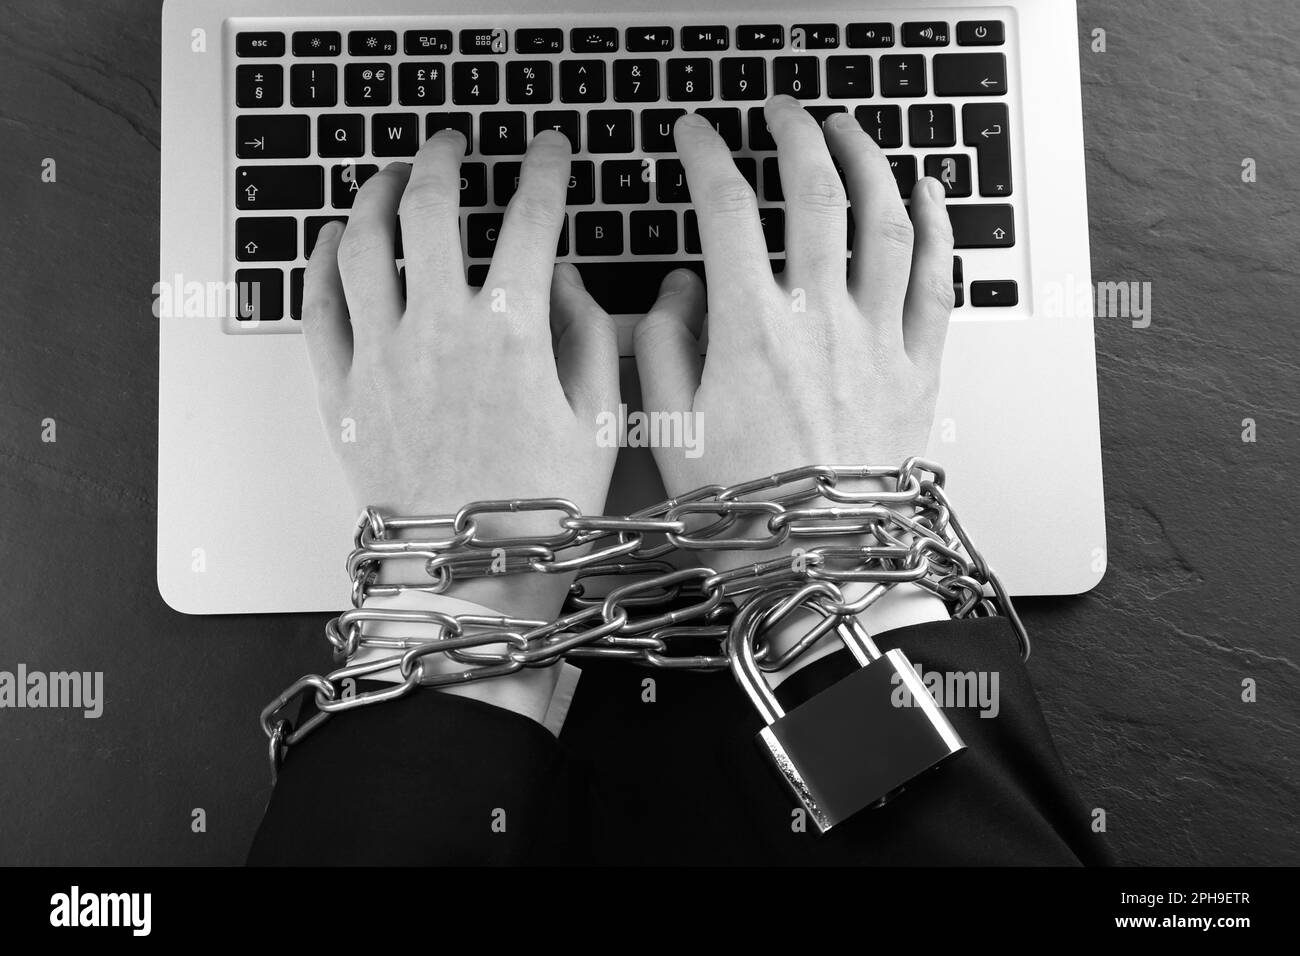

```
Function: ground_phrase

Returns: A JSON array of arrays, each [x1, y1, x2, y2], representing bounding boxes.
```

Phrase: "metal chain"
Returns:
[[261, 458, 1028, 781]]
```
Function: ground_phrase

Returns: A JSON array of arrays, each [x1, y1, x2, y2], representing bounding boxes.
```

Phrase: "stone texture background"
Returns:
[[0, 1, 1295, 864]]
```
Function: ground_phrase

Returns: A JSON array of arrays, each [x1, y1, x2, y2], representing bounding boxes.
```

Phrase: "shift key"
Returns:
[[236, 166, 325, 210], [947, 204, 1014, 247]]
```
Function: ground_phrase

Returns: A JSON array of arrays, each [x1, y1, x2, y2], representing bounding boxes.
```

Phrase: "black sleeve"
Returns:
[[760, 616, 1116, 865], [246, 689, 595, 866]]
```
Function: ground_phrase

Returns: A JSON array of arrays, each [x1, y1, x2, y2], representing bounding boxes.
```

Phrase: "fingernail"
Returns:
[[827, 111, 853, 128], [679, 112, 710, 128], [319, 220, 344, 242], [662, 269, 693, 294], [927, 177, 947, 200]]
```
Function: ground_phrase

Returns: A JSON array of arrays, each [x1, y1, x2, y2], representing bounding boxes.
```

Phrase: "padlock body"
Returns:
[[759, 648, 966, 832]]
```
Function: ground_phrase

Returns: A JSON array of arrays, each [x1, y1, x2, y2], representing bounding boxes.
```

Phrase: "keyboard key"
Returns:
[[737, 25, 782, 50], [460, 29, 508, 55], [467, 213, 503, 257], [400, 63, 446, 105], [735, 157, 758, 193], [237, 33, 284, 57], [236, 115, 309, 159], [761, 157, 782, 200], [534, 110, 580, 150], [933, 53, 1006, 95], [627, 27, 674, 52], [879, 55, 925, 97], [331, 163, 378, 208], [948, 204, 1014, 247], [667, 59, 712, 101], [427, 113, 473, 153], [235, 270, 283, 321], [641, 109, 684, 151], [953, 256, 964, 307], [507, 61, 553, 104], [602, 160, 650, 203], [970, 280, 1018, 306], [655, 159, 689, 203], [318, 114, 364, 157], [792, 24, 838, 49], [372, 113, 420, 156], [344, 64, 391, 106], [908, 104, 956, 147], [480, 111, 527, 154], [290, 64, 337, 107], [453, 62, 499, 104], [805, 105, 846, 127], [350, 31, 397, 56], [923, 154, 971, 197], [696, 108, 742, 150], [759, 208, 785, 253], [493, 162, 521, 205], [289, 268, 306, 319], [854, 105, 902, 148], [304, 216, 348, 257], [236, 166, 324, 210], [567, 161, 595, 204], [460, 163, 487, 206], [571, 27, 618, 53], [569, 261, 704, 312], [902, 22, 950, 46], [517, 28, 563, 53], [847, 23, 894, 48], [236, 65, 282, 107], [720, 58, 766, 100], [773, 57, 819, 99], [826, 56, 872, 98], [748, 108, 775, 150], [886, 155, 916, 197], [682, 26, 728, 51], [561, 61, 605, 102], [575, 211, 623, 255], [614, 60, 660, 102], [587, 109, 634, 152], [236, 217, 296, 261], [957, 21, 1004, 46], [963, 103, 1012, 196], [405, 30, 452, 55], [293, 31, 340, 57], [630, 210, 677, 254]]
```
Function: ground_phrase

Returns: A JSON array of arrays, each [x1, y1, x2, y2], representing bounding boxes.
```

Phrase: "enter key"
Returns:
[[963, 102, 1012, 197]]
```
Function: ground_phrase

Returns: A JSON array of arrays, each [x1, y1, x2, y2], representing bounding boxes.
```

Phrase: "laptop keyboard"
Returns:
[[229, 14, 1023, 328]]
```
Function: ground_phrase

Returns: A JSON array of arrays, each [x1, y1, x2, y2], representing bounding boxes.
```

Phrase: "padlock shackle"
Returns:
[[727, 591, 788, 724]]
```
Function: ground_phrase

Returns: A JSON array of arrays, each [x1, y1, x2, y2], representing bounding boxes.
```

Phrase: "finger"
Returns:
[[902, 177, 956, 368], [824, 112, 913, 325], [300, 219, 352, 387], [764, 96, 848, 293], [484, 130, 572, 322], [633, 268, 706, 418], [400, 130, 471, 309], [550, 263, 620, 422], [336, 161, 410, 337], [673, 112, 773, 316]]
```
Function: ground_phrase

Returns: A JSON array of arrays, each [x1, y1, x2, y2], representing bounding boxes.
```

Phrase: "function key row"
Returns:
[[236, 54, 1007, 108], [236, 21, 1005, 57]]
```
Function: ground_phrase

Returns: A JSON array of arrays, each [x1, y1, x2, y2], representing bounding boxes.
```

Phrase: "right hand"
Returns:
[[633, 97, 957, 575]]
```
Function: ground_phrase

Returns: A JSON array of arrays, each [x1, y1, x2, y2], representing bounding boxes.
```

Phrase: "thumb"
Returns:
[[549, 263, 619, 421], [633, 268, 706, 417]]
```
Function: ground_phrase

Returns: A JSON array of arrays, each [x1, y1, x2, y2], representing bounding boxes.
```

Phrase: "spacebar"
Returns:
[[572, 261, 707, 315]]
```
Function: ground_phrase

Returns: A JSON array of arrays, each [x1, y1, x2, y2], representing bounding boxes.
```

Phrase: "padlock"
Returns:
[[729, 587, 966, 833]]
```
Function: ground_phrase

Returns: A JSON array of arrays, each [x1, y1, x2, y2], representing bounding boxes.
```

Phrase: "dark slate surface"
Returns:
[[0, 1, 1295, 865]]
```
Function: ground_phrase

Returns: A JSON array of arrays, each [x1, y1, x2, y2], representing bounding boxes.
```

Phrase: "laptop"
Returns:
[[158, 0, 1105, 614]]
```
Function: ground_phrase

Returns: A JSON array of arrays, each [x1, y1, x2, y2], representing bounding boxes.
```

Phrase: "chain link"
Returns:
[[261, 458, 1029, 779]]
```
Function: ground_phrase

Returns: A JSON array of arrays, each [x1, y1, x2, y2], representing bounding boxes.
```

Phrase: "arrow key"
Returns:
[[970, 280, 1018, 307], [236, 218, 296, 262]]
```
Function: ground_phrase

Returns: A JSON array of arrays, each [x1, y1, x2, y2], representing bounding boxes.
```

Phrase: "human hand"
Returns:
[[300, 130, 618, 714], [634, 97, 956, 663]]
